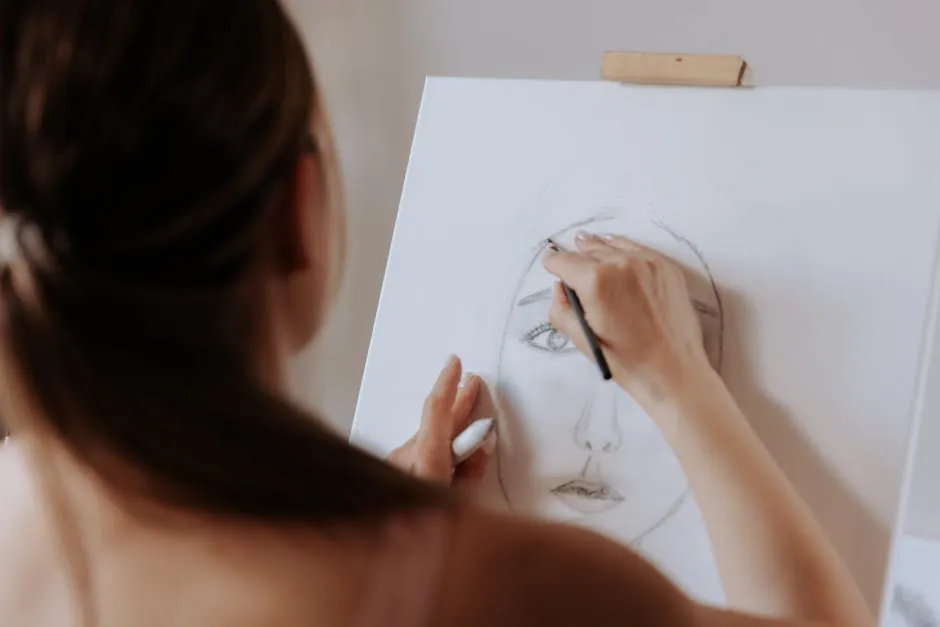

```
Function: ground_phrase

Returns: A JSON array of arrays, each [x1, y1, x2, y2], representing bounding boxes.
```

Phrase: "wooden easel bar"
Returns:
[[601, 52, 748, 87]]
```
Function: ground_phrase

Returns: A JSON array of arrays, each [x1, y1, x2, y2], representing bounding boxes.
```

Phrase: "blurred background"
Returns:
[[280, 1, 939, 621], [281, 0, 940, 430]]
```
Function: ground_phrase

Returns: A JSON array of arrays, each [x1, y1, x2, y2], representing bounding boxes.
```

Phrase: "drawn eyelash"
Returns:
[[519, 321, 577, 354], [521, 321, 551, 340]]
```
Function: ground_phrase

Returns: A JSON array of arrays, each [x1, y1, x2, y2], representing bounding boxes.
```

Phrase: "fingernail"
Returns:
[[443, 354, 458, 369], [459, 372, 477, 388], [575, 230, 590, 241], [598, 233, 616, 241]]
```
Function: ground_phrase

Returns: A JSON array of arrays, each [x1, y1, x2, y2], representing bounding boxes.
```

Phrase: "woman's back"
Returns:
[[0, 441, 443, 627], [1, 438, 705, 627]]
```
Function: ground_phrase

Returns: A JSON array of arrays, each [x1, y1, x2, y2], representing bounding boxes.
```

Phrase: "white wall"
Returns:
[[283, 0, 940, 535]]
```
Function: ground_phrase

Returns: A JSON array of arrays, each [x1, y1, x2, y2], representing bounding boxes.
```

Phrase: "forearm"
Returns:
[[636, 366, 873, 625]]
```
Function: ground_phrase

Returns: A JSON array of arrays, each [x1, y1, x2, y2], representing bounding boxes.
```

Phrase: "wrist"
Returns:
[[615, 351, 713, 404], [650, 366, 757, 454], [617, 357, 729, 431]]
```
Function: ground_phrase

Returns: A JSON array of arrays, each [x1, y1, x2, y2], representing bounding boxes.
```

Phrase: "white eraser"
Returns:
[[451, 418, 496, 464]]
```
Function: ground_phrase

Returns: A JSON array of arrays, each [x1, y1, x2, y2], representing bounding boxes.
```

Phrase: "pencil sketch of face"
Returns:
[[494, 214, 723, 543]]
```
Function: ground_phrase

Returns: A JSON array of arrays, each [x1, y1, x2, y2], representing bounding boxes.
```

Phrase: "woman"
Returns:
[[0, 1, 874, 626]]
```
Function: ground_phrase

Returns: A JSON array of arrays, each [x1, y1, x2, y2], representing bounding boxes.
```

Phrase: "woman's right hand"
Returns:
[[542, 231, 713, 406], [545, 232, 875, 627]]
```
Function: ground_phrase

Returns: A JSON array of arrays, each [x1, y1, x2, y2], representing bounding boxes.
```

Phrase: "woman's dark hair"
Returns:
[[0, 0, 445, 530]]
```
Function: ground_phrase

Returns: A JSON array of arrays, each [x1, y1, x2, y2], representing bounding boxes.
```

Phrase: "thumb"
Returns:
[[548, 282, 590, 356]]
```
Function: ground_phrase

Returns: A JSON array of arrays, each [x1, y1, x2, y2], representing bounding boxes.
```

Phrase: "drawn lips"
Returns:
[[551, 479, 625, 515]]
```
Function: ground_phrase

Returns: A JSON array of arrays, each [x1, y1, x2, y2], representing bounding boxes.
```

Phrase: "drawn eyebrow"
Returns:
[[517, 288, 553, 306]]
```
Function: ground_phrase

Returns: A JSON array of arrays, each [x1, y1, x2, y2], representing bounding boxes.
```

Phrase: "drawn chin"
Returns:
[[551, 479, 625, 515]]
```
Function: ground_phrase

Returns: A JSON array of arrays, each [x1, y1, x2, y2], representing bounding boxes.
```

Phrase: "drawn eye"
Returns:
[[520, 322, 577, 354]]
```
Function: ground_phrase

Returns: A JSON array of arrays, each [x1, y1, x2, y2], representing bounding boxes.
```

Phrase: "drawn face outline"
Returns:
[[492, 214, 724, 544]]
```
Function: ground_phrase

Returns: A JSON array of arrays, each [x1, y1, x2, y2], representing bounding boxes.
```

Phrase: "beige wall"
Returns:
[[282, 0, 940, 535]]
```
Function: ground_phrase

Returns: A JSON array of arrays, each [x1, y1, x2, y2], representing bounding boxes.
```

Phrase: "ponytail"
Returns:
[[0, 226, 446, 523], [0, 0, 447, 528]]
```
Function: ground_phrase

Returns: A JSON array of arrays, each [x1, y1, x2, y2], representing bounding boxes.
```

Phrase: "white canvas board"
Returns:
[[351, 78, 940, 608], [886, 535, 940, 627]]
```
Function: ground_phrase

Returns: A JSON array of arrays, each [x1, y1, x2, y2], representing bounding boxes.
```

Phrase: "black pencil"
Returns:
[[546, 239, 613, 381]]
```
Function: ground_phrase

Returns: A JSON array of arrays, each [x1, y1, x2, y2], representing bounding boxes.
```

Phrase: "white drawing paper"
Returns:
[[351, 78, 940, 609], [886, 535, 940, 627]]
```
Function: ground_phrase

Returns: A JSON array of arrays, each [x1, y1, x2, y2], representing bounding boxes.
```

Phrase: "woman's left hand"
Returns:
[[388, 355, 491, 487]]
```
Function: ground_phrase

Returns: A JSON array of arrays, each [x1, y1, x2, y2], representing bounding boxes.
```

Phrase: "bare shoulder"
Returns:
[[0, 440, 64, 626], [436, 505, 840, 627], [0, 441, 41, 597], [435, 506, 699, 627], [0, 439, 38, 557]]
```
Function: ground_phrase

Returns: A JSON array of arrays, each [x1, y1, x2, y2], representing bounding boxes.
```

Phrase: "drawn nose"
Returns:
[[574, 382, 622, 453]]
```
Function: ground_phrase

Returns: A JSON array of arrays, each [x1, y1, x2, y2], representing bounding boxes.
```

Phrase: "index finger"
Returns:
[[414, 356, 464, 480], [419, 355, 463, 436], [541, 249, 597, 292]]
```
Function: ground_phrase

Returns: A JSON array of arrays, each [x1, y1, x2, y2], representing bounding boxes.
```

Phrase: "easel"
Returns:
[[600, 51, 750, 87]]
